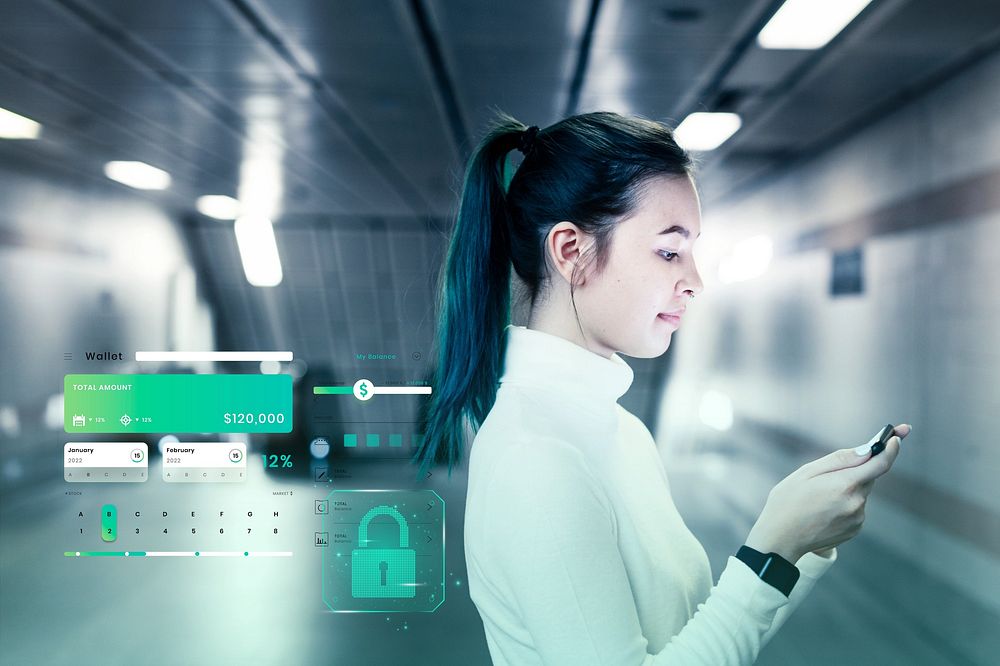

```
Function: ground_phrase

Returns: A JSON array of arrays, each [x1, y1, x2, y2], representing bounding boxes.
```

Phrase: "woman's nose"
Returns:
[[684, 263, 704, 297]]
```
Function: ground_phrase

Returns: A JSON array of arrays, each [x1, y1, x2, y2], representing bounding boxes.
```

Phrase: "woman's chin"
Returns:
[[656, 335, 673, 356], [624, 333, 671, 359]]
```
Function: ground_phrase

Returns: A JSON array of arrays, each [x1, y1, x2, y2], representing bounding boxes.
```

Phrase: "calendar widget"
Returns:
[[163, 442, 247, 483], [64, 442, 148, 483]]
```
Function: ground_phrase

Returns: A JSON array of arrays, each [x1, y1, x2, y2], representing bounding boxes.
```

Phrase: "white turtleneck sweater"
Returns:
[[464, 325, 837, 666]]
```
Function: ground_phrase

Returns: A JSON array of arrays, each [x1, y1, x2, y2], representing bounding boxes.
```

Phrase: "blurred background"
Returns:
[[1, 0, 998, 664]]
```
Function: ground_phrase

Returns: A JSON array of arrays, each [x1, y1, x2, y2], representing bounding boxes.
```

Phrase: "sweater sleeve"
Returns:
[[484, 437, 804, 666], [759, 547, 838, 649]]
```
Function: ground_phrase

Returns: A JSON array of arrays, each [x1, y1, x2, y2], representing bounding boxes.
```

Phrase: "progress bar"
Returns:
[[314, 379, 432, 401], [313, 386, 432, 395], [135, 351, 293, 362], [64, 551, 294, 557]]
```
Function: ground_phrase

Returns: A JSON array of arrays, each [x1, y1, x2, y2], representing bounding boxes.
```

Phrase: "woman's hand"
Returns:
[[745, 424, 911, 563]]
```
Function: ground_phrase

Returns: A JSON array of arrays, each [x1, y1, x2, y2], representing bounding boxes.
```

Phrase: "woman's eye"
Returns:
[[657, 250, 678, 262]]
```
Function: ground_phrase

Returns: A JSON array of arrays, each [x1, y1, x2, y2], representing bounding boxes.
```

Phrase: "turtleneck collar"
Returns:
[[498, 325, 634, 409]]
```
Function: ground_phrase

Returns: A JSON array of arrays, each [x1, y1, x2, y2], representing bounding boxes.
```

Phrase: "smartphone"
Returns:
[[865, 424, 896, 456]]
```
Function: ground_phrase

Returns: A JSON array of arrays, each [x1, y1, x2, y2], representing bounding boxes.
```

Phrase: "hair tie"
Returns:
[[517, 125, 540, 155]]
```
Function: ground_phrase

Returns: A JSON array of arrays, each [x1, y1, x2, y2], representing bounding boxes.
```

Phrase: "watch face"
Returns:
[[737, 546, 798, 597]]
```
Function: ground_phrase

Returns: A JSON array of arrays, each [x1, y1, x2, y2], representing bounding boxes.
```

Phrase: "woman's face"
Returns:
[[576, 174, 704, 359]]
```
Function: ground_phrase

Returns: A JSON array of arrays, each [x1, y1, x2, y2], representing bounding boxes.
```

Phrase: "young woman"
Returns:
[[415, 111, 910, 665]]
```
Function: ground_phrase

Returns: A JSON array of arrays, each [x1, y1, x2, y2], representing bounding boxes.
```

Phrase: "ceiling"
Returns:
[[2, 0, 999, 426]]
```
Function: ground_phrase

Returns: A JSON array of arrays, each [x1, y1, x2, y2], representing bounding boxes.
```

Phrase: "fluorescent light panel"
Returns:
[[758, 0, 873, 50], [674, 112, 742, 151], [718, 235, 773, 284], [699, 390, 734, 431], [104, 161, 171, 190], [234, 216, 283, 287], [0, 107, 42, 139], [197, 195, 241, 220]]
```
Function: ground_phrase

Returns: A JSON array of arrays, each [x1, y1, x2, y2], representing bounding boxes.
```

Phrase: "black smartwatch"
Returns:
[[735, 545, 800, 597]]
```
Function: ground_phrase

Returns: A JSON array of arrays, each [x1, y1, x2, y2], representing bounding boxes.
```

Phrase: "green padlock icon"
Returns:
[[351, 505, 416, 599]]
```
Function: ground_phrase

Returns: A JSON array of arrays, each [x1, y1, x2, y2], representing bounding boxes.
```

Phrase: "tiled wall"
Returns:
[[656, 47, 1000, 611]]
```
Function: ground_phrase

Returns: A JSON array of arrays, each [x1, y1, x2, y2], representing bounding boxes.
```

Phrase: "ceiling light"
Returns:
[[758, 0, 873, 50], [718, 235, 773, 284], [699, 390, 733, 431], [0, 107, 42, 139], [234, 216, 283, 287], [674, 112, 742, 151], [103, 161, 171, 190], [197, 195, 241, 220]]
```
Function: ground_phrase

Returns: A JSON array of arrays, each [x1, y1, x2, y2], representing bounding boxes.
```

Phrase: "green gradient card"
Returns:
[[64, 374, 292, 433]]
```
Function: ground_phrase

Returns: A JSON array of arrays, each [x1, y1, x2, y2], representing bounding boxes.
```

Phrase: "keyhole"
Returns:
[[379, 560, 388, 586]]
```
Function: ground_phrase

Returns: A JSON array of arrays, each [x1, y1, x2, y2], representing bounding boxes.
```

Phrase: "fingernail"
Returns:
[[854, 444, 870, 456]]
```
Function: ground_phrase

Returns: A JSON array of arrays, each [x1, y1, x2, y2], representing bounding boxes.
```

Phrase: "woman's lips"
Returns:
[[657, 313, 682, 327]]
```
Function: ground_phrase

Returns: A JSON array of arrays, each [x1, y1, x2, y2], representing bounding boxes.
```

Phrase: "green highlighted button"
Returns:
[[101, 504, 117, 542]]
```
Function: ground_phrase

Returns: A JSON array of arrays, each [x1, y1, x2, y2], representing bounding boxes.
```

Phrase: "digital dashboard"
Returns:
[[0, 347, 470, 665]]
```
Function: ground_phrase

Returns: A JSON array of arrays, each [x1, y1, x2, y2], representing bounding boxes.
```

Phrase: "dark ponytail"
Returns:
[[413, 115, 524, 475], [415, 110, 692, 475]]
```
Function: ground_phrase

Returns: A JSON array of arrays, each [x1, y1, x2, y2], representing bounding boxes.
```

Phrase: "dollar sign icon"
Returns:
[[353, 379, 374, 401]]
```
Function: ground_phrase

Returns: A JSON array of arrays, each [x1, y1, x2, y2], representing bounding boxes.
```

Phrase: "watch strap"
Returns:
[[736, 545, 800, 597]]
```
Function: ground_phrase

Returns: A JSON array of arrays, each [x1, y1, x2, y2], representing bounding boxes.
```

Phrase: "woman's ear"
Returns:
[[546, 221, 590, 286]]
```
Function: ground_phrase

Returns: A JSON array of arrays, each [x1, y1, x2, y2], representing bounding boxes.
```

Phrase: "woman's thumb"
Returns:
[[800, 446, 872, 478]]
